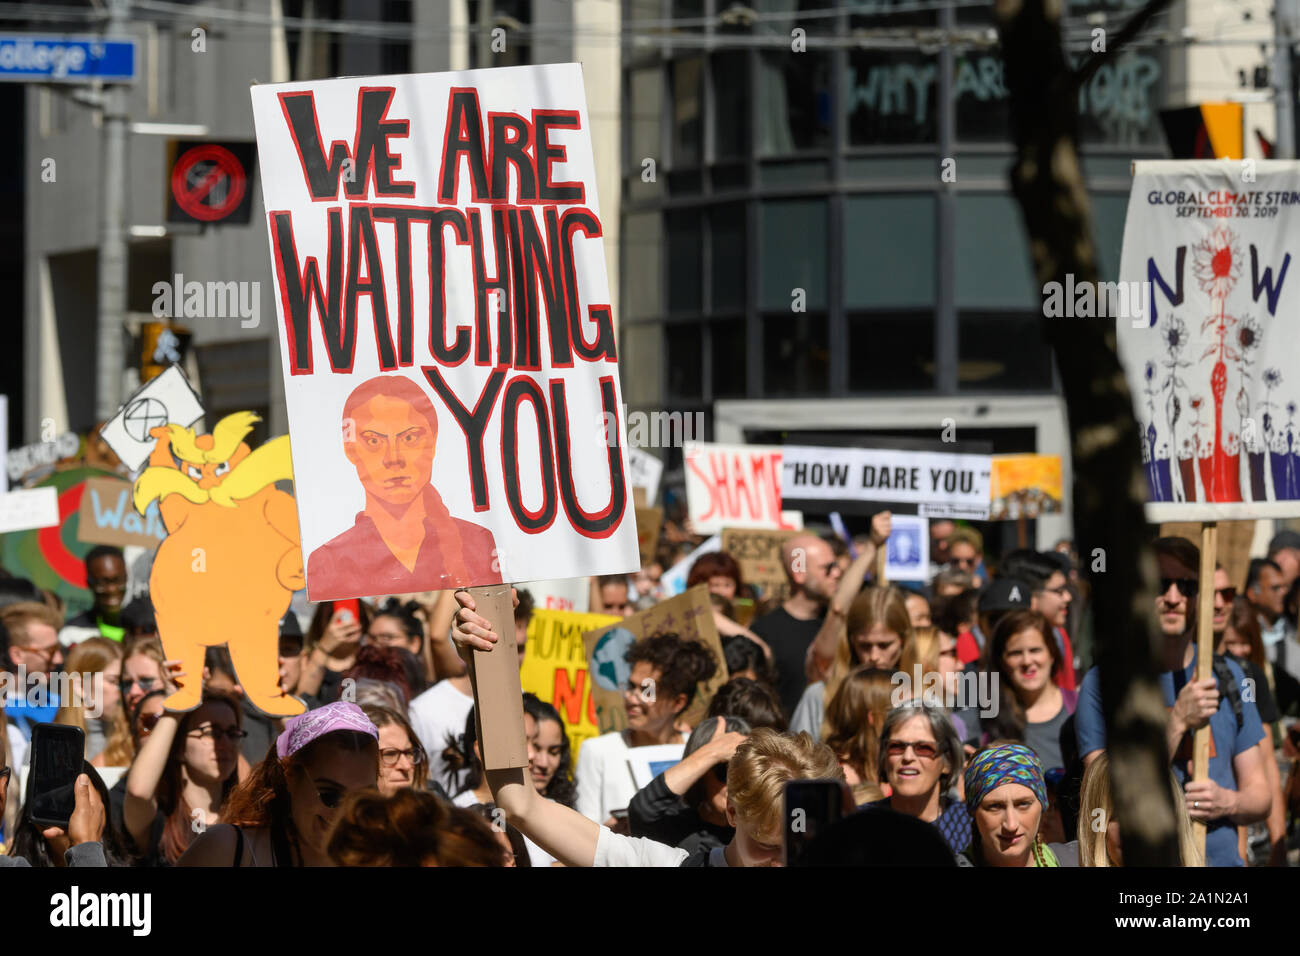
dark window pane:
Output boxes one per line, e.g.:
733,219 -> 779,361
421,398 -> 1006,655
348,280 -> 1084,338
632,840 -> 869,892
667,209 -> 702,314
763,314 -> 828,396
959,312 -> 1053,391
672,57 -> 704,167
1075,49 -> 1166,148
845,52 -> 938,146
955,195 -> 1035,309
621,323 -> 663,406
953,49 -> 1009,143
667,170 -> 703,195
710,165 -> 749,191
758,160 -> 829,186
711,318 -> 748,399
666,324 -> 704,399
761,199 -> 827,311
844,195 -> 935,308
758,52 -> 831,155
710,203 -> 746,312
713,51 -> 750,159
848,313 -> 935,391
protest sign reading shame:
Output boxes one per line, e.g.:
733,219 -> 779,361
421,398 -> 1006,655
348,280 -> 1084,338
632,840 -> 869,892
250,64 -> 639,599
780,445 -> 992,519
1118,160 -> 1300,520
684,441 -> 799,534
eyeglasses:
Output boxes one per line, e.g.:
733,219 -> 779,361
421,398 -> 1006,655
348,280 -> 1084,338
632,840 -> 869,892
379,746 -> 424,768
187,726 -> 247,742
819,562 -> 840,574
121,676 -> 160,693
21,644 -> 62,665
1215,586 -> 1237,603
1160,577 -> 1199,599
886,740 -> 939,760
1044,585 -> 1071,597
951,557 -> 978,568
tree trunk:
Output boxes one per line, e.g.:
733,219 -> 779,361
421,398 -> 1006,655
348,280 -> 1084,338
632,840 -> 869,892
994,0 -> 1181,865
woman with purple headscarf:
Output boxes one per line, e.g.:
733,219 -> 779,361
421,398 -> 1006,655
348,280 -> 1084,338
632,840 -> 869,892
177,701 -> 379,866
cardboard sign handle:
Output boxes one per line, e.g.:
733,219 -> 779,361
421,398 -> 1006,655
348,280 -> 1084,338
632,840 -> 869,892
465,584 -> 529,771
1191,521 -> 1216,855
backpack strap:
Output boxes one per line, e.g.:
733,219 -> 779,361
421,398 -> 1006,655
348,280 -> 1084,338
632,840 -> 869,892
1211,655 -> 1244,733
232,824 -> 245,867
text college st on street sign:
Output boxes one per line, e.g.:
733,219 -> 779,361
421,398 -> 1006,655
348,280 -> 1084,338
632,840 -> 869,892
0,35 -> 136,84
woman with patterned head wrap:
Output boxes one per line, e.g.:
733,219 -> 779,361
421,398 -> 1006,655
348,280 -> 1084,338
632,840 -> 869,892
959,742 -> 1077,867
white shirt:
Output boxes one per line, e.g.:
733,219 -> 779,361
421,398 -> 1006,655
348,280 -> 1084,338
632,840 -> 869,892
789,681 -> 826,740
593,825 -> 688,867
408,679 -> 475,794
574,731 -> 635,823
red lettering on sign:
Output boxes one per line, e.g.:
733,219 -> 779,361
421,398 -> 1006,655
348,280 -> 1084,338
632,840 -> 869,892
553,668 -> 587,727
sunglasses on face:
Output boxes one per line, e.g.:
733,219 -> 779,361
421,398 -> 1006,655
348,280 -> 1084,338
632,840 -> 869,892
1160,577 -> 1199,599
122,676 -> 160,693
1215,586 -> 1237,603
887,740 -> 939,760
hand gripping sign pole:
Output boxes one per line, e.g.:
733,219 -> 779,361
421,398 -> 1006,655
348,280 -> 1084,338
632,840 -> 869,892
462,584 -> 530,771
1192,522 -> 1217,855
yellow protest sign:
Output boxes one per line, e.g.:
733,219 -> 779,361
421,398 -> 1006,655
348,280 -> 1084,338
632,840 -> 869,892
519,608 -> 621,762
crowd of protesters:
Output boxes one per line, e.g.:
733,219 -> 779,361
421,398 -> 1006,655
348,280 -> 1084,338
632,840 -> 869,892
2,517 -> 1298,868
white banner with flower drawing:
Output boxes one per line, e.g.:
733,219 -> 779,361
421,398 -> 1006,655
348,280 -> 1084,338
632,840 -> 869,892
1118,160 -> 1300,521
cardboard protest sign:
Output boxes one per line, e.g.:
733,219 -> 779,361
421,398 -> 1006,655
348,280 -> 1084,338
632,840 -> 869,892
583,586 -> 728,736
75,477 -> 167,549
721,526 -> 797,603
884,514 -> 929,581
0,487 -> 59,533
636,506 -> 663,566
99,365 -> 205,473
518,608 -> 620,760
250,64 -> 638,600
684,442 -> 798,534
628,447 -> 663,506
1118,160 -> 1300,520
6,431 -> 83,487
989,454 -> 1063,521
131,411 -> 304,716
780,445 -> 992,520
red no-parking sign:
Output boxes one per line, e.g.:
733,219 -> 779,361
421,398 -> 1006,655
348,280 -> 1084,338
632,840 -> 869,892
166,140 -> 256,224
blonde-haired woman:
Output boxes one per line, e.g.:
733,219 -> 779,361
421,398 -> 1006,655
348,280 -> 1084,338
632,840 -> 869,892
792,586 -> 912,740
53,637 -> 134,767
1078,752 -> 1203,867
820,667 -> 894,789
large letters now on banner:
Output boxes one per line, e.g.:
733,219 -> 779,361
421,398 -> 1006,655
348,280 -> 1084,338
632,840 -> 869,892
250,64 -> 640,599
1119,160 -> 1300,521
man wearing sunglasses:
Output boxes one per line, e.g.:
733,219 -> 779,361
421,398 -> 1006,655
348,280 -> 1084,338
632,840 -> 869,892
1075,537 -> 1271,866
1,601 -> 65,772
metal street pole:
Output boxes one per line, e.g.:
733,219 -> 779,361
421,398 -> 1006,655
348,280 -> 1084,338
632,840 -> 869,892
97,0 -> 130,420
1276,0 -> 1296,159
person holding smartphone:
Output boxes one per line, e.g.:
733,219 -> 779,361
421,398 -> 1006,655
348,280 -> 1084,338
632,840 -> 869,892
298,601 -> 370,702
1,744 -> 108,867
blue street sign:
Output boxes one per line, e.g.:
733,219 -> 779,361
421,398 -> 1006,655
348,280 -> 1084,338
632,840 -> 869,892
0,35 -> 136,84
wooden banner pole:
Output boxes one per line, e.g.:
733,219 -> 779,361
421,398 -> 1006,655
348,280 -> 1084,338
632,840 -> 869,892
1192,521 -> 1217,855
464,583 -> 529,771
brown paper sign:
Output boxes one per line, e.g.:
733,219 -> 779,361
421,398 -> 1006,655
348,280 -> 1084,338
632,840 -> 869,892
721,526 -> 797,604
75,477 -> 168,550
583,585 -> 728,735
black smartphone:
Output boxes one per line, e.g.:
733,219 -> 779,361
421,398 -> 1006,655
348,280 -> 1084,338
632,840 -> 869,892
783,779 -> 852,867
27,723 -> 85,829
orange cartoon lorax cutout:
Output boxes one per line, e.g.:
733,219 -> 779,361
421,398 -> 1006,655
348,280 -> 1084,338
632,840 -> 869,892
133,411 -> 307,716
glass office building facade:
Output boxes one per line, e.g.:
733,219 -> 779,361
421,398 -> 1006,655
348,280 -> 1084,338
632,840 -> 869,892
619,0 -> 1170,462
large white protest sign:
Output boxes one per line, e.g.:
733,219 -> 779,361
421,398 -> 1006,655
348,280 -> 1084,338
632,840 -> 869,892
683,441 -> 796,535
1118,160 -> 1300,521
100,365 -> 205,473
251,64 -> 639,600
780,445 -> 992,519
